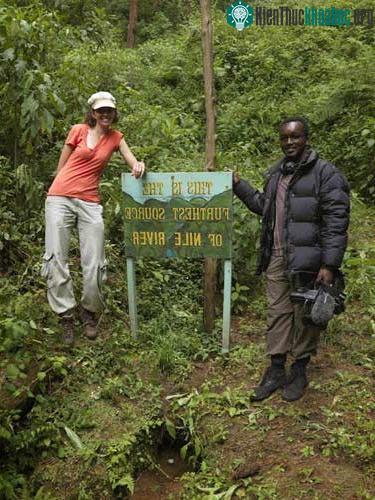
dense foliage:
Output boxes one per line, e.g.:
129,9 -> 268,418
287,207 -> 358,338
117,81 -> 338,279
0,0 -> 374,498
1,0 -> 374,196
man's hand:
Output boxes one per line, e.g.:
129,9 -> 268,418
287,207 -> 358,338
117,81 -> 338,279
233,172 -> 240,186
131,161 -> 145,178
316,267 -> 334,286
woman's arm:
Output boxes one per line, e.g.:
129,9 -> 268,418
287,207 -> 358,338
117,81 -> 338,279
119,138 -> 145,178
54,144 -> 74,176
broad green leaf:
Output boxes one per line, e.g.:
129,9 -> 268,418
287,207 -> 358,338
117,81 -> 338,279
6,363 -> 20,379
15,59 -> 26,73
228,407 -> 237,417
41,108 -> 54,134
63,425 -> 83,449
165,418 -> 176,439
2,48 -> 14,60
21,95 -> 39,117
0,426 -> 11,440
223,484 -> 240,500
180,443 -> 189,460
113,474 -> 134,494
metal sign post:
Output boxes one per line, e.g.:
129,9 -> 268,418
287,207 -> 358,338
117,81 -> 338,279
122,172 -> 233,353
126,257 -> 138,339
222,259 -> 232,353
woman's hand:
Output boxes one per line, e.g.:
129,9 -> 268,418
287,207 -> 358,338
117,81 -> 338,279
131,161 -> 145,178
119,138 -> 145,178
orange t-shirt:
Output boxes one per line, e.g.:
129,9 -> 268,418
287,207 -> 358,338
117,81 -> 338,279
48,124 -> 123,203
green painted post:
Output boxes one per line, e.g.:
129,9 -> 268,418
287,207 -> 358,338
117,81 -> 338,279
222,259 -> 232,353
126,257 -> 138,339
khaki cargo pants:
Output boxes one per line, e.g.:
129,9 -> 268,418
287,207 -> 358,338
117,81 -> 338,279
265,255 -> 321,359
42,196 -> 107,315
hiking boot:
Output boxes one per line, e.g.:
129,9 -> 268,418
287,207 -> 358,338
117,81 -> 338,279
80,308 -> 98,340
251,365 -> 286,401
60,312 -> 75,347
282,363 -> 308,402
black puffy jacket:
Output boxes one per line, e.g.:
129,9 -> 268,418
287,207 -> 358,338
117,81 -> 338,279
234,149 -> 350,276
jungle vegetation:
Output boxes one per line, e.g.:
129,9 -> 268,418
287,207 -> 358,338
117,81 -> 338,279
0,0 -> 374,498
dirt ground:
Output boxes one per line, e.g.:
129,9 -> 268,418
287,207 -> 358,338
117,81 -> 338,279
21,308 -> 374,500
132,313 -> 374,499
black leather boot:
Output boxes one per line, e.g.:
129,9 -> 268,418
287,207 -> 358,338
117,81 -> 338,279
282,357 -> 309,401
251,355 -> 287,401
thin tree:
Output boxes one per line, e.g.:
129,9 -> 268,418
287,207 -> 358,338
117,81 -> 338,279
127,0 -> 138,48
200,0 -> 217,332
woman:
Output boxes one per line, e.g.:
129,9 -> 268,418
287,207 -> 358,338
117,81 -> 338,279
42,91 -> 145,346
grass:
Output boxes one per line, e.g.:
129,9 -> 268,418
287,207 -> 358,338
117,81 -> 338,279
0,201 -> 374,499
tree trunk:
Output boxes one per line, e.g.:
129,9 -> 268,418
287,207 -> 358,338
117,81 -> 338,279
127,0 -> 138,48
200,0 -> 217,333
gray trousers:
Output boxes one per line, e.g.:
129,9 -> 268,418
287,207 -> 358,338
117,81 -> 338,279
265,255 -> 321,359
42,196 -> 107,315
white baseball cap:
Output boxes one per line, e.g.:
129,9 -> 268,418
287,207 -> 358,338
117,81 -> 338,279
87,91 -> 116,110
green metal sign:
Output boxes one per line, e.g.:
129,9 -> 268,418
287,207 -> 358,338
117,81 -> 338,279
121,172 -> 233,353
121,172 -> 233,259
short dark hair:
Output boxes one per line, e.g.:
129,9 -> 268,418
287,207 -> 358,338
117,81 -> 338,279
84,109 -> 119,127
279,116 -> 310,138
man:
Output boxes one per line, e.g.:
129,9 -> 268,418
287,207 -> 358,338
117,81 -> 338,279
233,117 -> 350,401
